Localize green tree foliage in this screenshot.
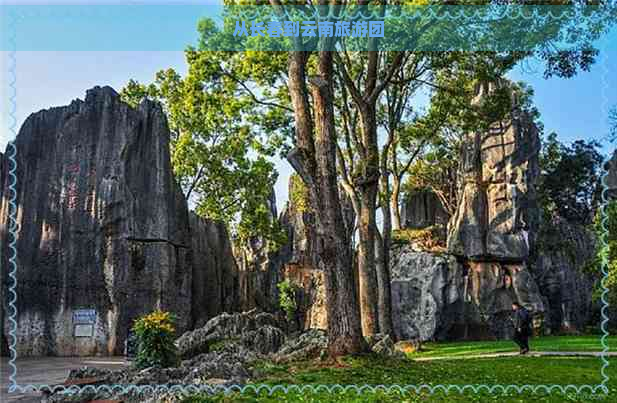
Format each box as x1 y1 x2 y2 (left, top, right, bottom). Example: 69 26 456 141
120 21 290 244
132 310 179 369
538 132 604 224
402 80 537 216
277 279 299 321
289 174 310 214
592 201 617 306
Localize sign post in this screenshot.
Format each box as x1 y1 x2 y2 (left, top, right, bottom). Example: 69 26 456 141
72 309 96 337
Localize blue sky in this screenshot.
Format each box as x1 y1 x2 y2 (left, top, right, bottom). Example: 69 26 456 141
0 3 615 211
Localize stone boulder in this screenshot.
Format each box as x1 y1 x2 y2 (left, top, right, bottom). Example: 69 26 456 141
447 81 541 260
272 328 327 363
0 87 239 356
367 333 406 359
175 309 283 359
390 244 544 341
394 339 422 354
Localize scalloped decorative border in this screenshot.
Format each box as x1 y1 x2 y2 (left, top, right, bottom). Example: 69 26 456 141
3 4 612 400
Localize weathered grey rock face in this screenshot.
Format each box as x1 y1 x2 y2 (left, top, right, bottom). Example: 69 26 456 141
390 247 461 341
532 217 597 334
189 212 239 329
448 82 540 260
175 309 282 359
401 190 449 230
236 177 327 331
282 263 327 330
0 87 238 356
278 184 327 330
385 80 544 342
390 245 545 341
235 193 282 313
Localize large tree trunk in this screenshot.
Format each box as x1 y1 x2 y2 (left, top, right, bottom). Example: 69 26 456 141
287 49 366 356
356 104 380 336
375 229 393 338
312 52 366 356
376 153 394 338
357 189 379 336
391 175 402 230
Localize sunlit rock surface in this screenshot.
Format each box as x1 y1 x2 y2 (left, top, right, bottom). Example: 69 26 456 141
447 81 541 260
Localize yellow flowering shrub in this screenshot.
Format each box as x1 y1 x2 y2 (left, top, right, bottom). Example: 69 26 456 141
132 310 179 369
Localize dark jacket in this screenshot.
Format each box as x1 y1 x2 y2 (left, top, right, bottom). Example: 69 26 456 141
513 307 532 333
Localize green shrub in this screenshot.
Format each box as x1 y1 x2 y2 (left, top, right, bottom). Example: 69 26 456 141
592 201 617 305
289 174 310 213
277 279 299 321
132 310 179 369
391 225 446 251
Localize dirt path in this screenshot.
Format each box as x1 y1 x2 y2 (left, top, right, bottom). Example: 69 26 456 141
412 351 617 361
1 357 127 402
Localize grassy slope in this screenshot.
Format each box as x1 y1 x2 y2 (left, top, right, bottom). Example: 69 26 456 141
182 336 617 403
412 335 616 358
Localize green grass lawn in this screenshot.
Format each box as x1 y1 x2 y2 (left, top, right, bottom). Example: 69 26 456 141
411 335 616 358
181 336 617 403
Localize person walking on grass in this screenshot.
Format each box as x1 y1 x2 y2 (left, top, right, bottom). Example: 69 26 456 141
511 301 532 355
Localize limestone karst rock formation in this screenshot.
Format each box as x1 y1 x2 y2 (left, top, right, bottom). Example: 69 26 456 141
531 217 596 334
400 190 449 231
188 212 240 329
391 81 546 341
235 179 328 331
234 193 283 313
277 179 328 331
447 81 541 260
0 86 238 356
390 245 545 341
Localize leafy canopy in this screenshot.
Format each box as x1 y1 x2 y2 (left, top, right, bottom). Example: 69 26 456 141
538 132 604 224
121 20 291 245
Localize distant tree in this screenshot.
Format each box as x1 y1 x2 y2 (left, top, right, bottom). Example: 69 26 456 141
591 201 617 309
538 132 604 224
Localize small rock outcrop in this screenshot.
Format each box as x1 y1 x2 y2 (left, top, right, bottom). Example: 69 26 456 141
367 333 406 359
48 311 326 402
0 87 239 356
176 309 284 359
272 328 327 363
